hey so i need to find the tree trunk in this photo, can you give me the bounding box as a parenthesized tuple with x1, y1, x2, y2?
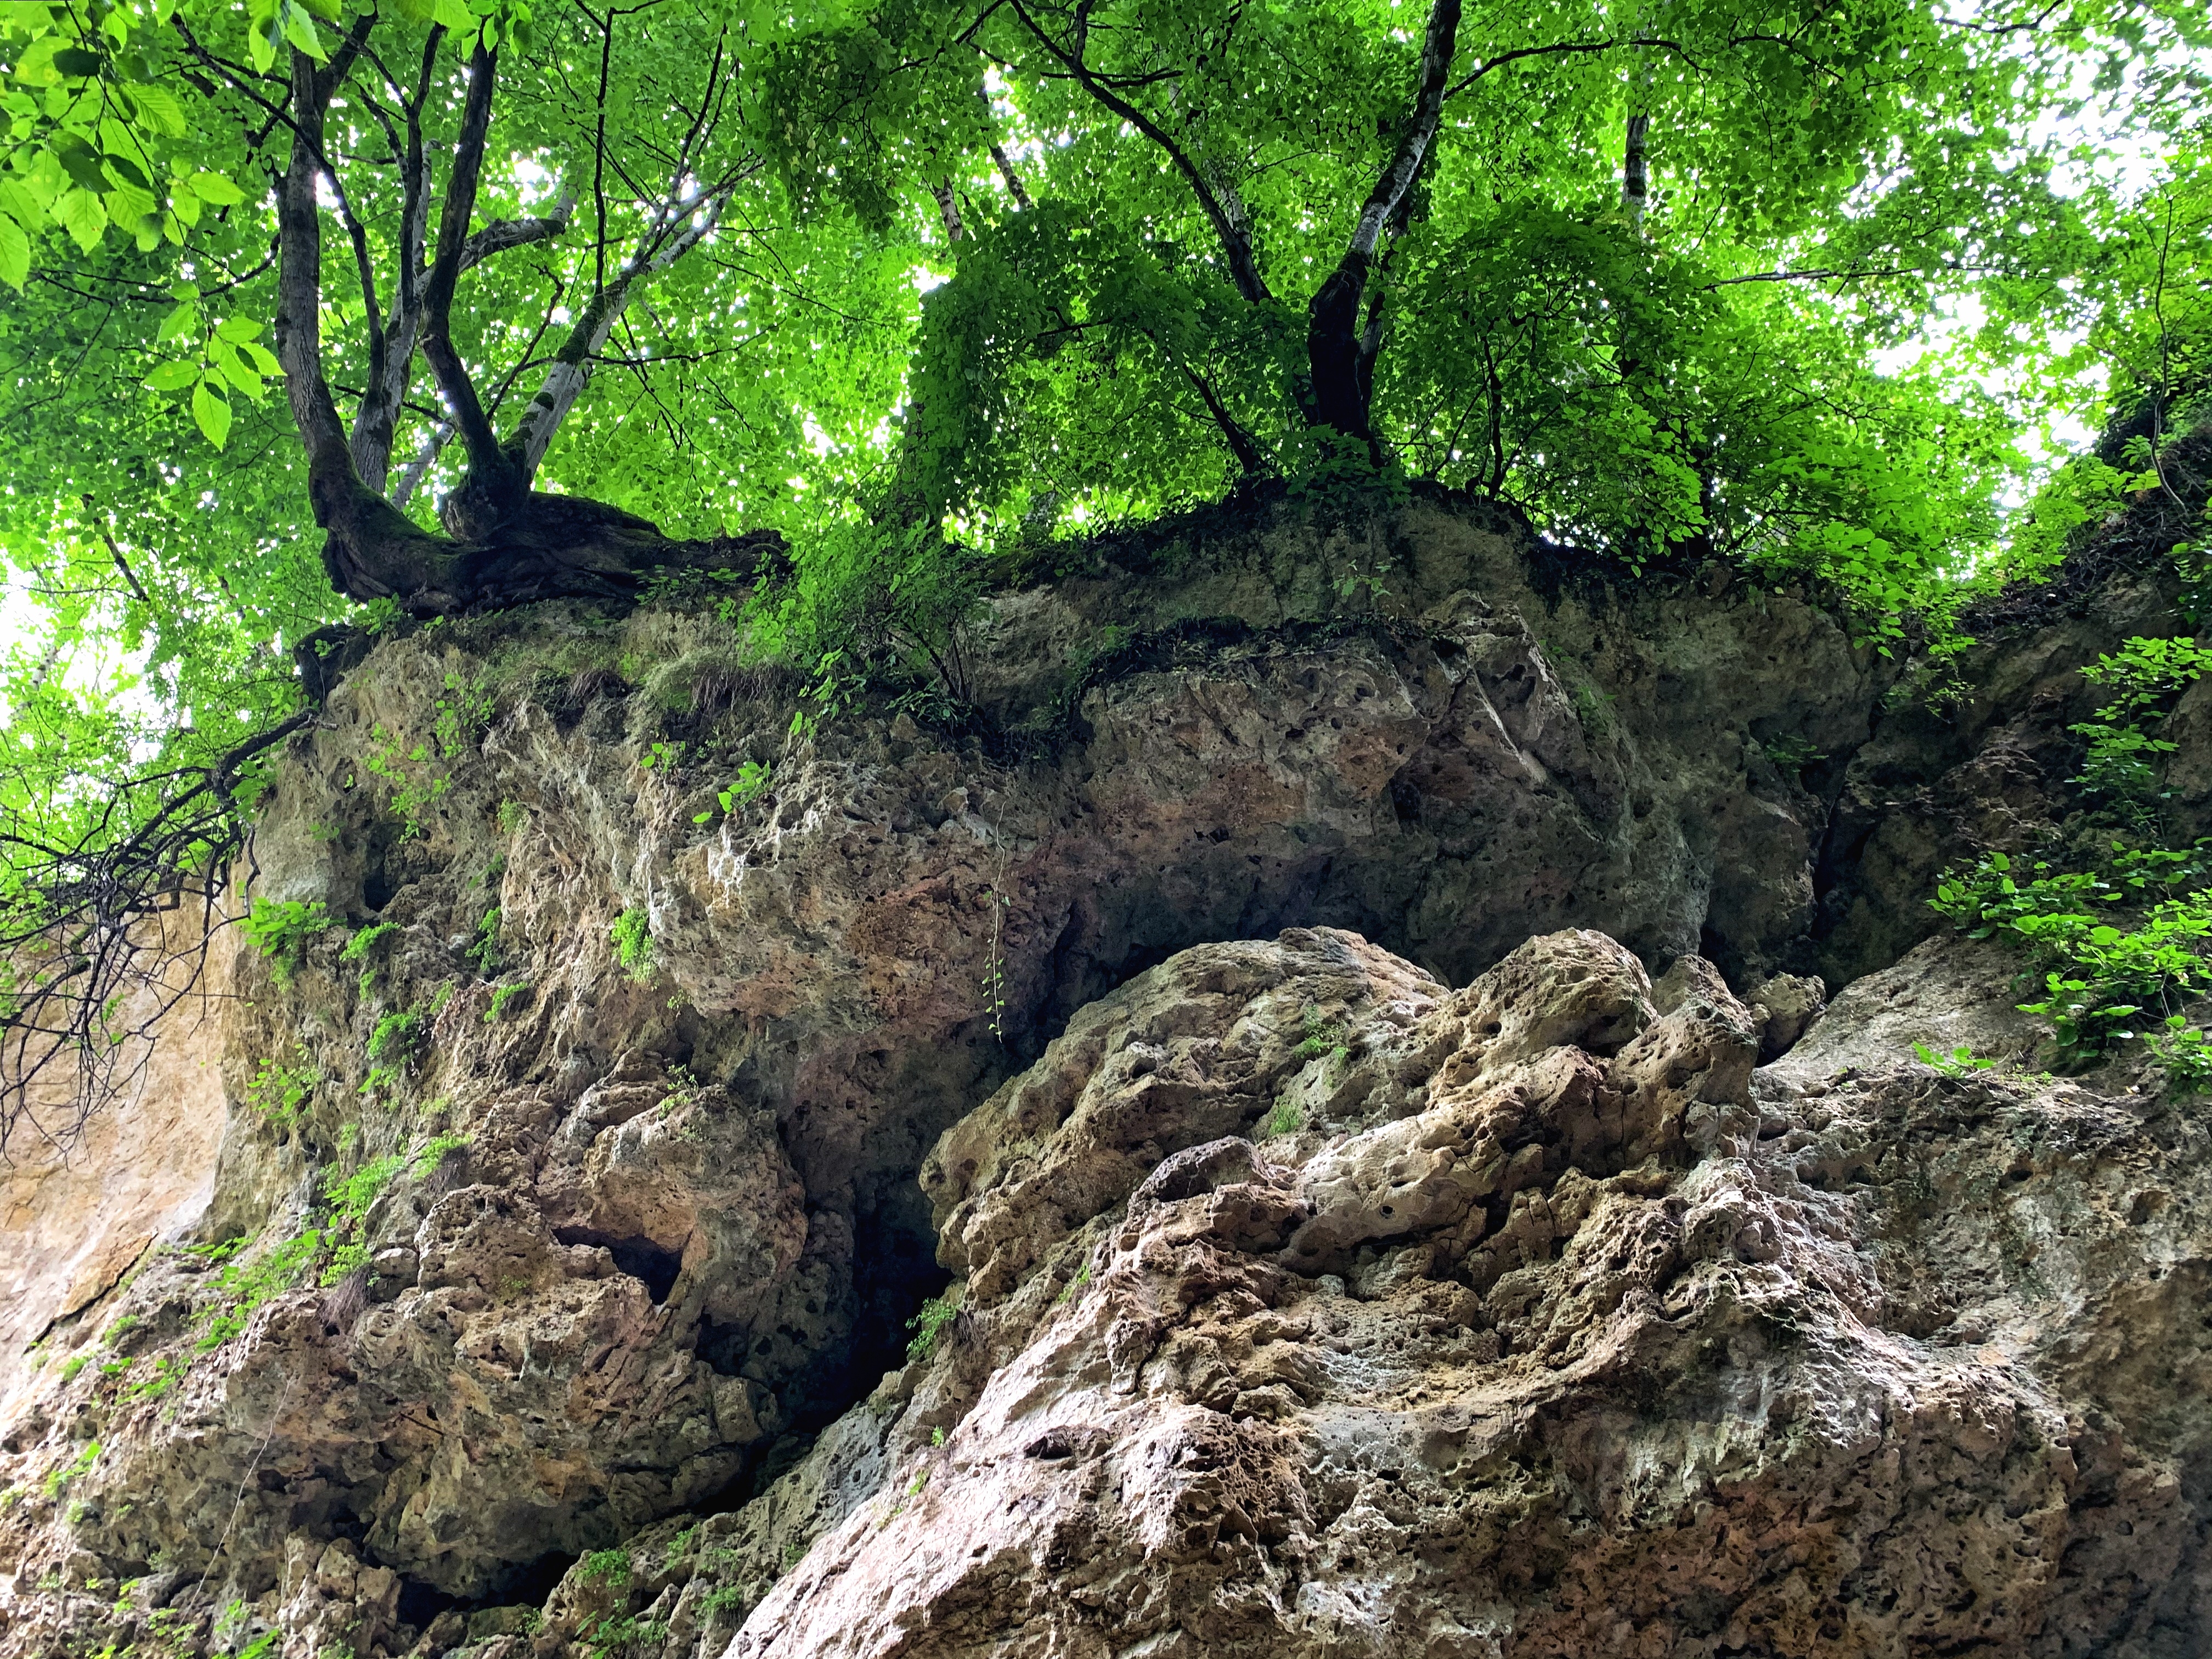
(1623, 112, 1650, 225)
(270, 38, 775, 617)
(1304, 0, 1462, 449)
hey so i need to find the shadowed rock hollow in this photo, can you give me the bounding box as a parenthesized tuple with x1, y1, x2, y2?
(1, 495, 2207, 1658)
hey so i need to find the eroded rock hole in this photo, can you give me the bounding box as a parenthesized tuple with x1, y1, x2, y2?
(552, 1228, 682, 1304)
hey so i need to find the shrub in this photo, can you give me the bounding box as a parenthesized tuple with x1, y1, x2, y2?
(612, 908, 654, 981)
(1932, 845, 2212, 1072)
(905, 1295, 958, 1363)
(2069, 635, 2212, 817)
(579, 1548, 633, 1585)
(240, 898, 334, 984)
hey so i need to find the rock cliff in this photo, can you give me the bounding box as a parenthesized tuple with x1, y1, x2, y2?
(0, 495, 2204, 1658)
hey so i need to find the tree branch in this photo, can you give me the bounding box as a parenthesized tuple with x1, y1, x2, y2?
(507, 184, 730, 478)
(990, 142, 1032, 209)
(1006, 0, 1271, 305)
(274, 49, 364, 527)
(418, 41, 511, 490)
(349, 25, 445, 494)
(460, 193, 577, 272)
(1444, 37, 1616, 98)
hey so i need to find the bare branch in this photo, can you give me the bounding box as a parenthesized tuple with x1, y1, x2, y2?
(460, 186, 578, 271)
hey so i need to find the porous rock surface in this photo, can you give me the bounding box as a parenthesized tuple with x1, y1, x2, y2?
(0, 494, 2205, 1657)
(0, 499, 1895, 1625)
(715, 927, 2209, 1658)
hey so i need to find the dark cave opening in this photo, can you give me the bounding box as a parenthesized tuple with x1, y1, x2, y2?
(391, 1546, 578, 1633)
(552, 1228, 684, 1304)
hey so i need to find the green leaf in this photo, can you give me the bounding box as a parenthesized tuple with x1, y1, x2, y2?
(215, 314, 262, 343)
(155, 301, 197, 343)
(213, 354, 263, 398)
(123, 84, 187, 137)
(57, 144, 108, 195)
(143, 360, 199, 391)
(52, 187, 105, 252)
(101, 175, 154, 225)
(0, 179, 40, 227)
(0, 210, 26, 289)
(103, 153, 151, 192)
(191, 380, 232, 450)
(49, 47, 101, 78)
(282, 4, 328, 61)
(188, 172, 245, 206)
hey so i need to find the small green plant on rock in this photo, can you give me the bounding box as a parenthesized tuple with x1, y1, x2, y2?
(1292, 1005, 1350, 1072)
(699, 1584, 750, 1618)
(486, 981, 533, 1023)
(361, 1007, 427, 1096)
(584, 1615, 667, 1658)
(693, 760, 774, 825)
(467, 908, 501, 976)
(246, 1048, 317, 1125)
(579, 1548, 633, 1586)
(905, 1295, 958, 1363)
(1912, 1042, 1996, 1077)
(123, 1356, 184, 1403)
(1259, 1092, 1305, 1138)
(1761, 733, 1825, 775)
(194, 1135, 466, 1347)
(342, 921, 399, 996)
(612, 908, 654, 981)
(241, 899, 334, 985)
(363, 723, 450, 839)
(2148, 1016, 2212, 1094)
(44, 1440, 98, 1498)
(340, 922, 398, 963)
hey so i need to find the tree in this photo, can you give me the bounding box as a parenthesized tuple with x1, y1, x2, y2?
(813, 0, 2107, 582)
(0, 0, 2203, 1146)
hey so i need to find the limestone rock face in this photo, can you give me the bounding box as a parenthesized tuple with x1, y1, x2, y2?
(0, 500, 1897, 1628)
(1, 496, 2207, 1659)
(0, 916, 233, 1425)
(726, 928, 2210, 1658)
